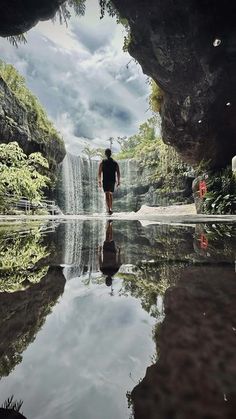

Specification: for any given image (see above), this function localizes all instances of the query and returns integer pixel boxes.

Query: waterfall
[126,159,132,208]
[62,153,84,214]
[61,153,104,214]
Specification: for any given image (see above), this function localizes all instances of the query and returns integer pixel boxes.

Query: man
[98,148,120,215]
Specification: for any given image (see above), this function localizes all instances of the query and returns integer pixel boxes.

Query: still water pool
[0,220,236,419]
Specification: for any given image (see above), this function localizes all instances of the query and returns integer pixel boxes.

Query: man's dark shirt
[102,158,118,183]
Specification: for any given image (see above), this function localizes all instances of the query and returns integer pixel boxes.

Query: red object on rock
[200,233,208,249]
[199,180,207,198]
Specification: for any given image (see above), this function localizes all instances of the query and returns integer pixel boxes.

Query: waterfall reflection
[99,221,122,295]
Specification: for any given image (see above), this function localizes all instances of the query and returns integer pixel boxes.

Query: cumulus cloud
[0,0,151,154]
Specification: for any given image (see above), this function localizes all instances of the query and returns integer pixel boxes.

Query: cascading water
[61,153,104,214]
[125,159,132,208]
[60,154,138,214]
[62,153,84,214]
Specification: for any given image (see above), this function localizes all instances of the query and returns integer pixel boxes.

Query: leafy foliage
[0,142,50,213]
[1,396,23,412]
[149,80,164,113]
[6,34,27,47]
[0,61,63,147]
[82,145,106,160]
[55,0,86,24]
[118,259,187,317]
[116,117,190,191]
[0,226,50,292]
[202,167,236,214]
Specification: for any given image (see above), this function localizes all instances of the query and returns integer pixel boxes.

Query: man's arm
[116,163,120,186]
[98,161,102,188]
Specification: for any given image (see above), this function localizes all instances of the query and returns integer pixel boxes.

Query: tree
[82,145,98,160]
[0,226,50,292]
[0,142,50,213]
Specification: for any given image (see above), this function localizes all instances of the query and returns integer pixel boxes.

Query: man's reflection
[99,221,121,294]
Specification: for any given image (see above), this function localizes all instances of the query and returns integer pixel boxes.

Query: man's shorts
[103,181,115,192]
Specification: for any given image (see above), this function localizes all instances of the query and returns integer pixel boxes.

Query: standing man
[98,148,120,215]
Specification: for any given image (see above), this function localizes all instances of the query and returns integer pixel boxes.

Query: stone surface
[112,0,236,169]
[0,0,65,37]
[114,159,194,211]
[0,76,65,169]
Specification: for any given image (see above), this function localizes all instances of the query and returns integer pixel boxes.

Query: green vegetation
[116,117,191,194]
[0,61,63,147]
[202,167,236,214]
[82,145,104,160]
[149,80,164,113]
[0,142,50,213]
[119,260,189,317]
[0,225,49,292]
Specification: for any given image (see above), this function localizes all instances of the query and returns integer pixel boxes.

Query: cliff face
[0,76,65,167]
[131,224,236,418]
[112,0,236,169]
[114,159,193,211]
[0,0,64,37]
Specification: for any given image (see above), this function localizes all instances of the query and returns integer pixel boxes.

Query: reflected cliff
[130,224,236,419]
[0,223,66,378]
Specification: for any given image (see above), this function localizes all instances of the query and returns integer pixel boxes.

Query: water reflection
[130,224,236,419]
[99,221,122,294]
[0,221,236,418]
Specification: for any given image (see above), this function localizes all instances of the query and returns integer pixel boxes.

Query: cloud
[0,0,151,154]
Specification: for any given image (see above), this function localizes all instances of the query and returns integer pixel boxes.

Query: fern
[1,395,23,412]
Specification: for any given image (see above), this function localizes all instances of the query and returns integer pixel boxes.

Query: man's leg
[105,192,110,211]
[109,192,113,212]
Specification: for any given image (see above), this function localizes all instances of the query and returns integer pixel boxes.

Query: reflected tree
[0,225,50,292]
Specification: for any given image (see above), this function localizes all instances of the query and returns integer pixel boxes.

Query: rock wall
[112,0,236,169]
[0,76,65,171]
[0,0,65,37]
[114,159,193,211]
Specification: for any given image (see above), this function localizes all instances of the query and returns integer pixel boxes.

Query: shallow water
[0,220,236,419]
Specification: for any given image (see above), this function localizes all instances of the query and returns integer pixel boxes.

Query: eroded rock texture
[131,264,236,419]
[0,76,65,167]
[0,0,65,37]
[113,0,236,168]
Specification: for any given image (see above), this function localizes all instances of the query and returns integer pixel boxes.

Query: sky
[0,0,151,155]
